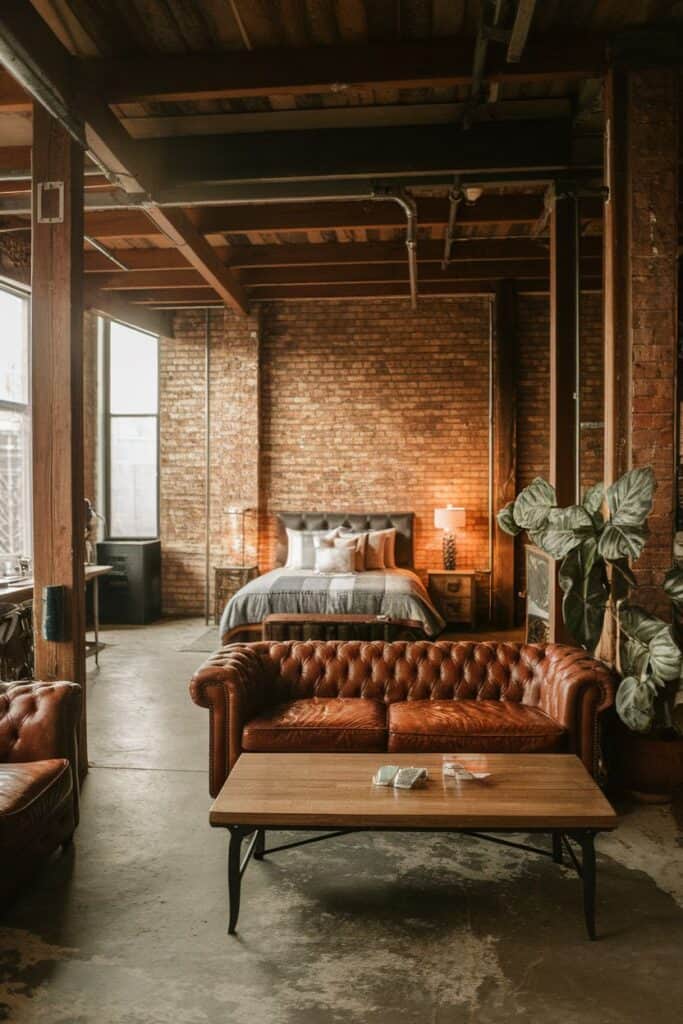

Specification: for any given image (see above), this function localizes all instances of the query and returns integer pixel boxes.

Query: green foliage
[558,537,609,652]
[663,566,683,607]
[512,477,556,531]
[496,464,683,737]
[615,675,658,733]
[497,501,521,537]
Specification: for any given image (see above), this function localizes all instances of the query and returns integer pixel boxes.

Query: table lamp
[434,506,466,570]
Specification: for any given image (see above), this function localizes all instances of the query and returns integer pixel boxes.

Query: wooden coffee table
[209,752,617,938]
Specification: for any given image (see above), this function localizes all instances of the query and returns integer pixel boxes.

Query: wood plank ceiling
[0,1,681,314]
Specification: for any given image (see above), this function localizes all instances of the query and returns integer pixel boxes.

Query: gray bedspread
[220,567,445,639]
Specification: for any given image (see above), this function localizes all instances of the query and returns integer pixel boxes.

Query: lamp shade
[434,506,466,532]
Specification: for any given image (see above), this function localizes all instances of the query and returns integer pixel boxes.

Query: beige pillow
[315,545,354,574]
[365,528,398,570]
[286,527,339,569]
[334,533,367,572]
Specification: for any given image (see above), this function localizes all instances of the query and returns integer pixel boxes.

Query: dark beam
[93,258,601,291]
[492,280,518,628]
[31,102,86,767]
[0,67,29,110]
[84,286,173,336]
[83,236,602,273]
[82,36,606,105]
[151,119,573,189]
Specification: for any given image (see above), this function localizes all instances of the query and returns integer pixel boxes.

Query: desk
[0,564,113,667]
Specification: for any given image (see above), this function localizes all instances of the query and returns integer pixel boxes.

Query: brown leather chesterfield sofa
[190,640,616,796]
[0,680,82,903]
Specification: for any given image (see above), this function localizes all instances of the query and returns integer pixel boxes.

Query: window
[0,285,31,564]
[102,319,159,539]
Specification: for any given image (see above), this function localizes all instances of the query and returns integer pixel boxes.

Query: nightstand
[427,570,477,628]
[214,565,258,624]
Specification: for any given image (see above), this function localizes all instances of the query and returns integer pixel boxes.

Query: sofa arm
[536,645,616,775]
[0,680,82,825]
[189,646,272,796]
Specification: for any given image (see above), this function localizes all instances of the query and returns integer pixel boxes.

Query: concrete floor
[1,618,683,1023]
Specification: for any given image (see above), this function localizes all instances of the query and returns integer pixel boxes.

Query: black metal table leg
[580,831,597,940]
[552,831,563,864]
[254,828,266,860]
[227,827,245,934]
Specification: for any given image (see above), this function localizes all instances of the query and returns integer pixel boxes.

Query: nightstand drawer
[429,575,472,598]
[442,598,472,622]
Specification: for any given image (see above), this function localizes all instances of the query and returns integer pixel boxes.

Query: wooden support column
[549,185,580,506]
[492,280,518,627]
[31,103,86,770]
[603,68,631,485]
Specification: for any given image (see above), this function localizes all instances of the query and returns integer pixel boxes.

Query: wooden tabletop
[209,753,617,831]
[0,564,113,604]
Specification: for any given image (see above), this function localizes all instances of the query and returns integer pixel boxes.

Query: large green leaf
[558,536,608,651]
[663,566,683,607]
[618,605,682,685]
[497,501,521,536]
[534,505,594,560]
[606,466,656,526]
[598,522,649,562]
[615,675,658,733]
[513,477,556,532]
[581,481,602,524]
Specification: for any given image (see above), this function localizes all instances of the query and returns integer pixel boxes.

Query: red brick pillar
[628,69,679,609]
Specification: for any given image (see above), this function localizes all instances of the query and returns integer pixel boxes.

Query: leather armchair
[0,680,82,904]
[190,641,616,797]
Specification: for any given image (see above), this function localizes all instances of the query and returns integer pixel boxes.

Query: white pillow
[285,527,339,569]
[334,533,367,572]
[315,545,354,574]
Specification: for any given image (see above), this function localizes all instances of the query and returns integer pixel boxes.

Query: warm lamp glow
[434,506,466,532]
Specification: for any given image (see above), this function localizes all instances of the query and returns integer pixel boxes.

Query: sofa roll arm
[0,680,82,825]
[190,646,272,796]
[536,645,617,774]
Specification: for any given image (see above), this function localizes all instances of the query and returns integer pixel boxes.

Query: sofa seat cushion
[388,700,567,754]
[0,759,72,848]
[242,698,387,753]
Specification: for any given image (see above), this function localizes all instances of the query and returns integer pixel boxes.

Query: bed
[219,511,445,644]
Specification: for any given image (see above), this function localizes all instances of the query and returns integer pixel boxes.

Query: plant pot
[616,730,683,802]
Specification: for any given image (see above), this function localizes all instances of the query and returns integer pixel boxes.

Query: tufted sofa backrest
[235,640,560,706]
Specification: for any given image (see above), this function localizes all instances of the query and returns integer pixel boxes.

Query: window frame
[0,279,32,559]
[101,316,160,541]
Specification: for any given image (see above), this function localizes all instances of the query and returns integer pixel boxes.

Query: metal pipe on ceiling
[371,188,417,309]
[441,182,463,271]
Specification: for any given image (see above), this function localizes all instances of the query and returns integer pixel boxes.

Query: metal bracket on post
[37,181,64,223]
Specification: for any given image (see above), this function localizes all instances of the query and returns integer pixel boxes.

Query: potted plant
[497,466,683,799]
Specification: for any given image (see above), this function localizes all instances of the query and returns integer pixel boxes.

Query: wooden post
[31,103,87,771]
[549,185,580,642]
[492,280,518,627]
[603,67,631,486]
[549,184,579,507]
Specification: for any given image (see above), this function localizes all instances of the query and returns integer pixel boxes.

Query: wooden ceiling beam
[0,2,248,315]
[82,36,606,105]
[97,258,601,291]
[0,68,29,111]
[83,237,602,273]
[150,118,572,190]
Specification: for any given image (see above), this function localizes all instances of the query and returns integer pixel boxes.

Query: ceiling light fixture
[463,186,484,205]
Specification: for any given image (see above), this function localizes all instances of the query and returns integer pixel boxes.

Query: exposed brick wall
[258,298,493,581]
[160,309,259,615]
[627,69,679,612]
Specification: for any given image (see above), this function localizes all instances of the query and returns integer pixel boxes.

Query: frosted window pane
[0,409,31,559]
[110,417,157,537]
[109,322,158,414]
[0,289,28,404]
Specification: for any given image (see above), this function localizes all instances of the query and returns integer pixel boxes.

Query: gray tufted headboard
[275,512,415,569]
